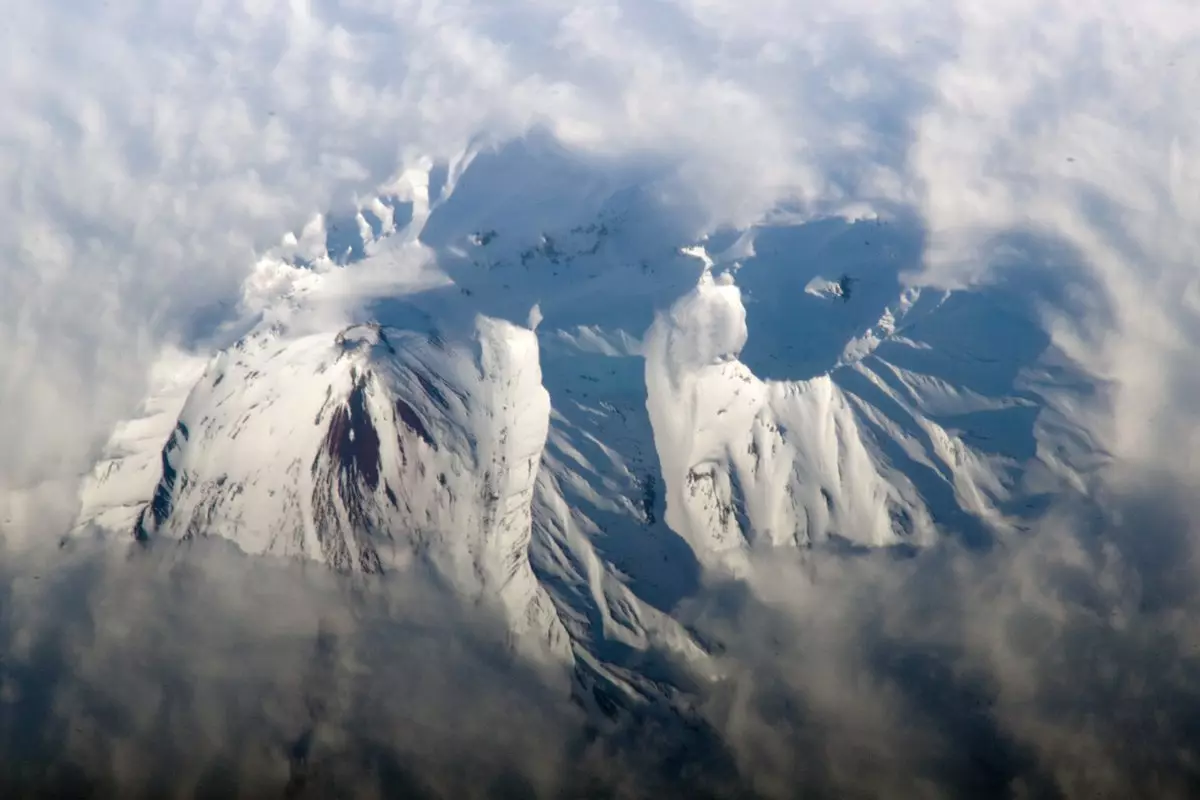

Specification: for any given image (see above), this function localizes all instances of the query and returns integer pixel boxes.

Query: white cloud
[3,1,1200,793]
[679,475,1200,797]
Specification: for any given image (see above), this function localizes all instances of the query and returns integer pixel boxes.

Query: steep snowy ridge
[73,134,1101,705]
[73,352,210,537]
[100,315,569,658]
[645,269,930,576]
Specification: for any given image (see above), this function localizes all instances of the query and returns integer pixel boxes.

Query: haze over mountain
[2,1,1200,798]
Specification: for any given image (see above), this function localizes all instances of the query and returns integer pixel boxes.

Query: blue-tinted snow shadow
[729,211,1112,551]
[412,130,703,334]
[531,347,704,624]
[324,196,415,267]
[351,135,711,644]
[734,213,927,382]
[352,132,1112,561]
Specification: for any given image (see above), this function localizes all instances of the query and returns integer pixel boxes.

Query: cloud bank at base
[6,479,1200,797]
[0,536,738,799]
[3,0,1200,797]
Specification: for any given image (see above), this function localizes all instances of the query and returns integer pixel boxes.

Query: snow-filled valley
[72,132,1103,710]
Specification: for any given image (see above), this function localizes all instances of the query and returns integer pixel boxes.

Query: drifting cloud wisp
[2,0,1200,797]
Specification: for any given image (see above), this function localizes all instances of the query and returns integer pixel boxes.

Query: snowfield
[73,132,1100,707]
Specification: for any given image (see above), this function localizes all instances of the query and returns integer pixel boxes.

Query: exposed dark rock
[310,373,385,572]
[395,398,435,449]
[134,420,190,541]
[321,375,381,492]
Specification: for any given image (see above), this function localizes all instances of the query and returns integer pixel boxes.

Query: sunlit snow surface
[74,133,1099,703]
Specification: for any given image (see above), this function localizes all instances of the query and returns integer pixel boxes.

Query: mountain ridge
[71,133,1103,708]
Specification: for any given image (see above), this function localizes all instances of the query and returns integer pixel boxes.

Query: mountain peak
[72,138,1100,704]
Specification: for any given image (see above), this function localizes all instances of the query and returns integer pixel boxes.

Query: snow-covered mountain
[72,132,1102,705]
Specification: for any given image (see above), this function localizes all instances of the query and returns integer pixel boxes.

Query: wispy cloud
[2,1,1200,796]
[681,472,1200,797]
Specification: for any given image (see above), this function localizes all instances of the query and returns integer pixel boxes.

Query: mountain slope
[72,133,1101,702]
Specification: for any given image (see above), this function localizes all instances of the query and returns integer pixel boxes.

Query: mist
[0,532,744,799]
[4,1,1200,798]
[0,470,1197,798]
[683,471,1200,798]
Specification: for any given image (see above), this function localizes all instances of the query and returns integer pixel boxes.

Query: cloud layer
[4,0,1198,490]
[3,0,1200,797]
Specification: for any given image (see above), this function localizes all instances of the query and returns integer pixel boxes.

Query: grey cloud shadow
[680,475,1200,798]
[0,532,769,799]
